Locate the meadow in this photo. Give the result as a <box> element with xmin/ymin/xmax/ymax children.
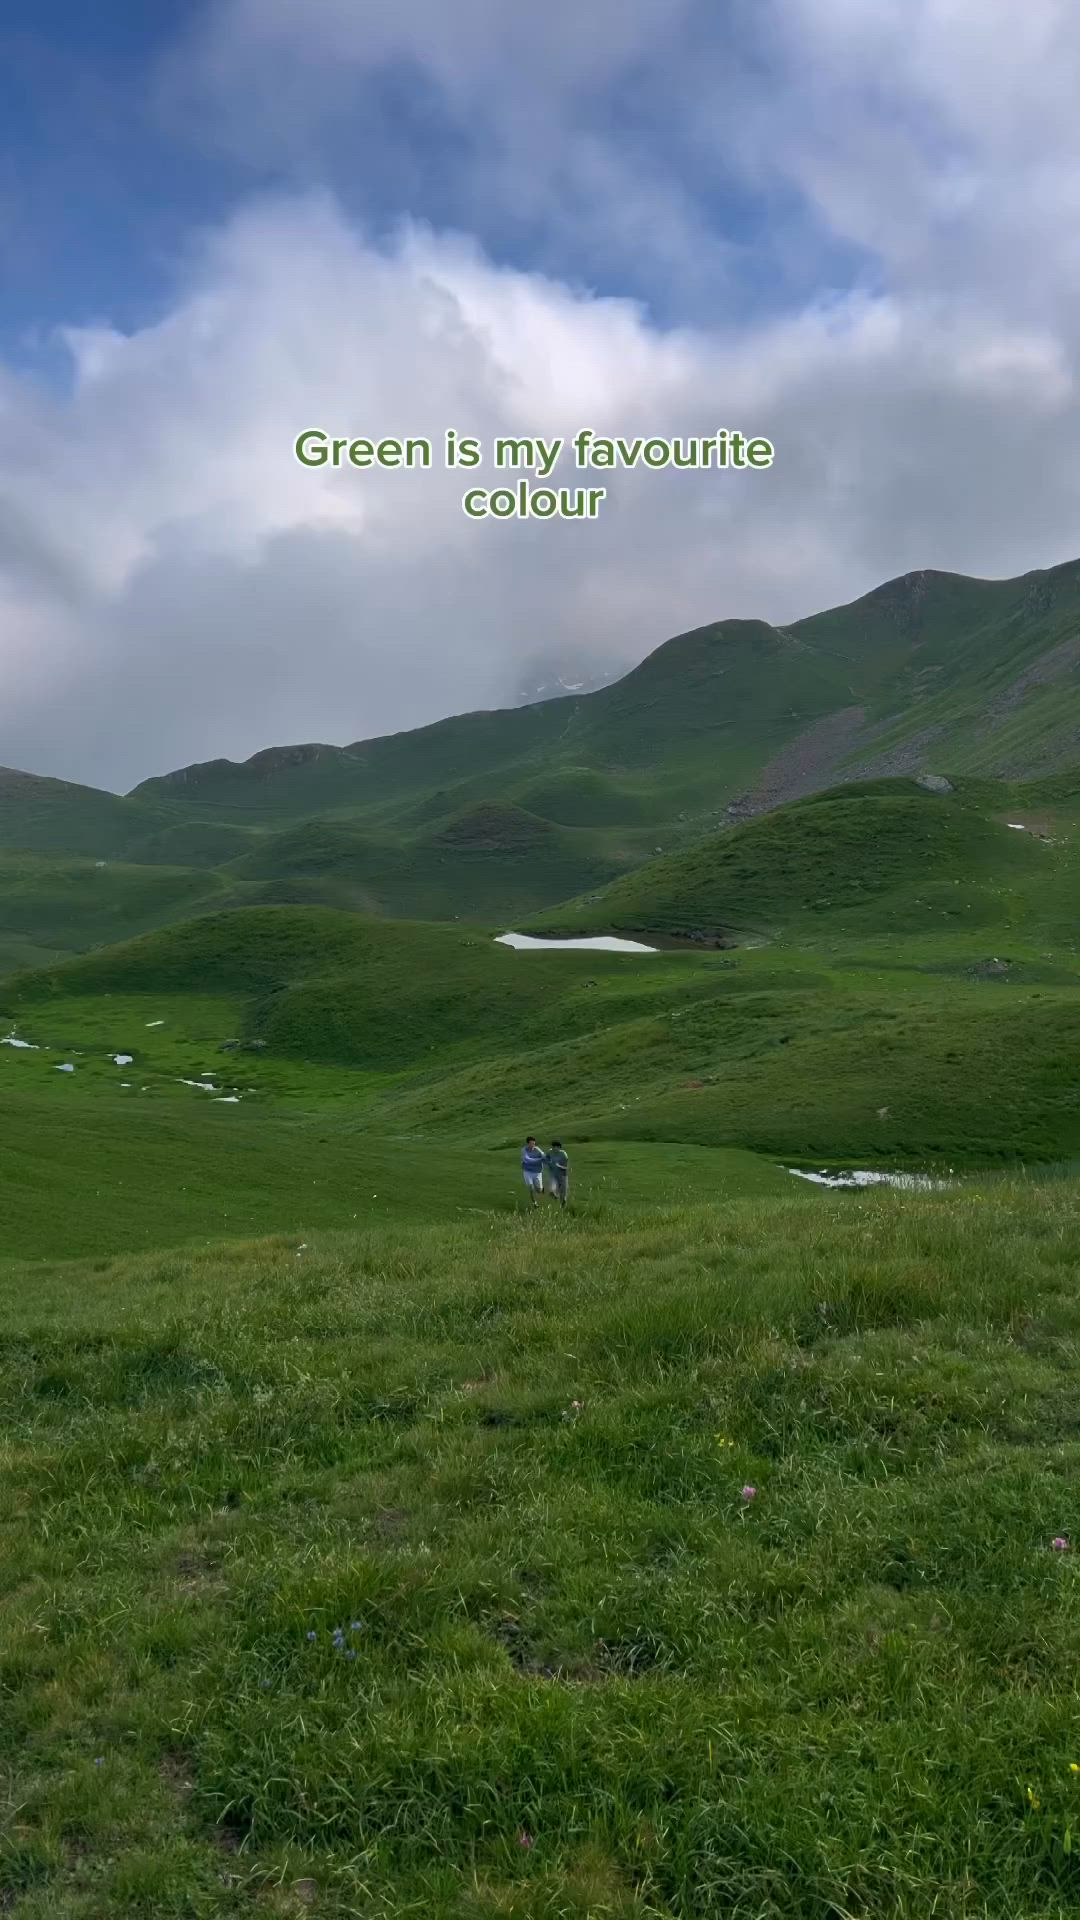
<box><xmin>4</xmin><ymin>1183</ymin><xmax>1080</xmax><ymax>1917</ymax></box>
<box><xmin>3</xmin><ymin>767</ymin><xmax>1080</xmax><ymax>1916</ymax></box>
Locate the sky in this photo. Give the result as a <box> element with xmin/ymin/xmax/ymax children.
<box><xmin>2</xmin><ymin>0</ymin><xmax>1080</xmax><ymax>791</ymax></box>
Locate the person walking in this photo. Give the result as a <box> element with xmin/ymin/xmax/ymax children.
<box><xmin>521</xmin><ymin>1136</ymin><xmax>546</xmax><ymax>1205</ymax></box>
<box><xmin>545</xmin><ymin>1139</ymin><xmax>570</xmax><ymax>1208</ymax></box>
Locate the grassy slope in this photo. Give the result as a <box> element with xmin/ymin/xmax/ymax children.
<box><xmin>5</xmin><ymin>843</ymin><xmax>1080</xmax><ymax>1173</ymax></box>
<box><xmin>4</xmin><ymin>1186</ymin><xmax>1080</xmax><ymax>1915</ymax></box>
<box><xmin>227</xmin><ymin>805</ymin><xmax>655</xmax><ymax>925</ymax></box>
<box><xmin>799</xmin><ymin>561</ymin><xmax>1080</xmax><ymax>778</ymax></box>
<box><xmin>2</xmin><ymin>1073</ymin><xmax>779</xmax><ymax>1262</ymax></box>
<box><xmin>126</xmin><ymin>618</ymin><xmax>855</xmax><ymax>829</ymax></box>
<box><xmin>0</xmin><ymin>767</ymin><xmax>174</xmax><ymax>859</ymax></box>
<box><xmin>532</xmin><ymin>783</ymin><xmax>1061</xmax><ymax>940</ymax></box>
<box><xmin>0</xmin><ymin>854</ymin><xmax>245</xmax><ymax>975</ymax></box>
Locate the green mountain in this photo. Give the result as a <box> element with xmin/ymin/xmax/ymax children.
<box><xmin>128</xmin><ymin>557</ymin><xmax>1080</xmax><ymax>838</ymax></box>
<box><xmin>5</xmin><ymin>556</ymin><xmax>1080</xmax><ymax>959</ymax></box>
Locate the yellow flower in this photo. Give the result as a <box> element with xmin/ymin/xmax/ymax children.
<box><xmin>1027</xmin><ymin>1786</ymin><xmax>1042</xmax><ymax>1809</ymax></box>
<box><xmin>1071</xmin><ymin>1764</ymin><xmax>1080</xmax><ymax>1774</ymax></box>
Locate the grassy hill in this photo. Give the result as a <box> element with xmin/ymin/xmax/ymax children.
<box><xmin>228</xmin><ymin>805</ymin><xmax>652</xmax><ymax>925</ymax></box>
<box><xmin>0</xmin><ymin>766</ymin><xmax>177</xmax><ymax>859</ymax></box>
<box><xmin>6</xmin><ymin>832</ymin><xmax>1080</xmax><ymax>1175</ymax></box>
<box><xmin>0</xmin><ymin>853</ymin><xmax>245</xmax><ymax>976</ymax></box>
<box><xmin>532</xmin><ymin>781</ymin><xmax>1063</xmax><ymax>942</ymax></box>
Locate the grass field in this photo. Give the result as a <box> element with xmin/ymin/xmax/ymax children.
<box><xmin>5</xmin><ymin>1184</ymin><xmax>1080</xmax><ymax>1916</ymax></box>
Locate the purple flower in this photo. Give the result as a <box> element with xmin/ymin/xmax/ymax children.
<box><xmin>306</xmin><ymin>1630</ymin><xmax>317</xmax><ymax>1641</ymax></box>
<box><xmin>94</xmin><ymin>1757</ymin><xmax>104</xmax><ymax>1767</ymax></box>
<box><xmin>350</xmin><ymin>1621</ymin><xmax>363</xmax><ymax>1632</ymax></box>
<box><xmin>517</xmin><ymin>1829</ymin><xmax>535</xmax><ymax>1850</ymax></box>
<box><xmin>1053</xmin><ymin>1536</ymin><xmax>1070</xmax><ymax>1551</ymax></box>
<box><xmin>345</xmin><ymin>1648</ymin><xmax>356</xmax><ymax>1660</ymax></box>
<box><xmin>741</xmin><ymin>1485</ymin><xmax>757</xmax><ymax>1503</ymax></box>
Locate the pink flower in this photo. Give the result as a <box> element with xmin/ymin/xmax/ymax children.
<box><xmin>741</xmin><ymin>1485</ymin><xmax>757</xmax><ymax>1503</ymax></box>
<box><xmin>517</xmin><ymin>1829</ymin><xmax>535</xmax><ymax>1850</ymax></box>
<box><xmin>1053</xmin><ymin>1536</ymin><xmax>1070</xmax><ymax>1551</ymax></box>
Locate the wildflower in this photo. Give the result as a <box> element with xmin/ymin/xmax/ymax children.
<box><xmin>306</xmin><ymin>1630</ymin><xmax>317</xmax><ymax>1641</ymax></box>
<box><xmin>94</xmin><ymin>1757</ymin><xmax>104</xmax><ymax>1767</ymax></box>
<box><xmin>715</xmin><ymin>1434</ymin><xmax>732</xmax><ymax>1448</ymax></box>
<box><xmin>260</xmin><ymin>1679</ymin><xmax>272</xmax><ymax>1690</ymax></box>
<box><xmin>517</xmin><ymin>1829</ymin><xmax>535</xmax><ymax>1850</ymax></box>
<box><xmin>1071</xmin><ymin>1763</ymin><xmax>1079</xmax><ymax>1774</ymax></box>
<box><xmin>350</xmin><ymin>1621</ymin><xmax>363</xmax><ymax>1632</ymax></box>
<box><xmin>1027</xmin><ymin>1785</ymin><xmax>1042</xmax><ymax>1810</ymax></box>
<box><xmin>345</xmin><ymin>1649</ymin><xmax>357</xmax><ymax>1661</ymax></box>
<box><xmin>1053</xmin><ymin>1537</ymin><xmax>1070</xmax><ymax>1552</ymax></box>
<box><xmin>741</xmin><ymin>1485</ymin><xmax>757</xmax><ymax>1503</ymax></box>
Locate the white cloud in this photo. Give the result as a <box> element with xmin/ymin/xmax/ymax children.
<box><xmin>2</xmin><ymin>187</ymin><xmax>1079</xmax><ymax>790</ymax></box>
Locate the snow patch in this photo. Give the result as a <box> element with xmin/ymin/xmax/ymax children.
<box><xmin>146</xmin><ymin>1019</ymin><xmax>165</xmax><ymax>1027</ymax></box>
<box><xmin>55</xmin><ymin>1063</ymin><xmax>75</xmax><ymax>1074</ymax></box>
<box><xmin>496</xmin><ymin>931</ymin><xmax>656</xmax><ymax>954</ymax></box>
<box><xmin>787</xmin><ymin>1168</ymin><xmax>949</xmax><ymax>1191</ymax></box>
<box><xmin>179</xmin><ymin>1079</ymin><xmax>218</xmax><ymax>1092</ymax></box>
<box><xmin>214</xmin><ymin>1095</ymin><xmax>241</xmax><ymax>1103</ymax></box>
<box><xmin>112</xmin><ymin>1053</ymin><xmax>133</xmax><ymax>1066</ymax></box>
<box><xmin>2</xmin><ymin>1034</ymin><xmax>37</xmax><ymax>1049</ymax></box>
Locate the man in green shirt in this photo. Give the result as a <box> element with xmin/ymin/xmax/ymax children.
<box><xmin>545</xmin><ymin>1140</ymin><xmax>570</xmax><ymax>1207</ymax></box>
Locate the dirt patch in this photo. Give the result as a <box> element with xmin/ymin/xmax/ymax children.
<box><xmin>493</xmin><ymin>1618</ymin><xmax>657</xmax><ymax>1685</ymax></box>
<box><xmin>371</xmin><ymin>1506</ymin><xmax>410</xmax><ymax>1543</ymax></box>
<box><xmin>159</xmin><ymin>1750</ymin><xmax>195</xmax><ymax>1802</ymax></box>
<box><xmin>171</xmin><ymin>1548</ymin><xmax>227</xmax><ymax>1595</ymax></box>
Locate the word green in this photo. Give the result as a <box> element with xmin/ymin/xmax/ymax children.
<box><xmin>294</xmin><ymin>431</ymin><xmax>433</xmax><ymax>468</ymax></box>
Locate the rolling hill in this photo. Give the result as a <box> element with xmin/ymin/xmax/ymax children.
<box><xmin>531</xmin><ymin>778</ymin><xmax>1071</xmax><ymax>943</ymax></box>
<box><xmin>6</xmin><ymin>769</ymin><xmax>1080</xmax><ymax>1182</ymax></box>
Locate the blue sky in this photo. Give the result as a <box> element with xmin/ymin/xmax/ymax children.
<box><xmin>2</xmin><ymin>0</ymin><xmax>1079</xmax><ymax>788</ymax></box>
<box><xmin>0</xmin><ymin>0</ymin><xmax>872</xmax><ymax>349</ymax></box>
